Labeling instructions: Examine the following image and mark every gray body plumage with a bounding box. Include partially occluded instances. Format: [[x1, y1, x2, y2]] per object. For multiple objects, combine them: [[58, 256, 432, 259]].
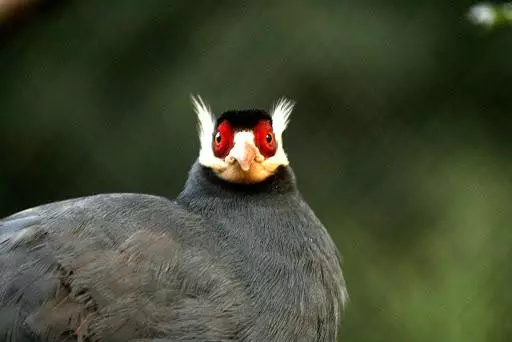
[[0, 162, 346, 341]]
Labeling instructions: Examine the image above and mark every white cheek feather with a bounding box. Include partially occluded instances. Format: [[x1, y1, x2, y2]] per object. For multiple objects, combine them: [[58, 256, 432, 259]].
[[271, 97, 294, 142], [191, 95, 215, 150], [267, 97, 294, 167], [191, 95, 226, 168]]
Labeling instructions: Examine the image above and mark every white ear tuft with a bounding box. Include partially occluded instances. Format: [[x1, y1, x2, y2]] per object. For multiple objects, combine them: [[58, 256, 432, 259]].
[[271, 97, 295, 137], [191, 94, 215, 153]]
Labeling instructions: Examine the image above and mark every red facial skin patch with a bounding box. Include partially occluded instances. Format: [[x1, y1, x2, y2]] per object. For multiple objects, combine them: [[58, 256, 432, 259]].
[[213, 121, 235, 158], [253, 120, 277, 158], [213, 119, 277, 159]]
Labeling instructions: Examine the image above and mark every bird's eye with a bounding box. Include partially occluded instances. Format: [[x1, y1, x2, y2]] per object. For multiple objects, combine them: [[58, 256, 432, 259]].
[[213, 121, 234, 158], [254, 120, 277, 158], [265, 133, 273, 144]]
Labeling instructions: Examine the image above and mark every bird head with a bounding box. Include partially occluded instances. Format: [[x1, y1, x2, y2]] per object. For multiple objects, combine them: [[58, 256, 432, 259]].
[[192, 96, 294, 184]]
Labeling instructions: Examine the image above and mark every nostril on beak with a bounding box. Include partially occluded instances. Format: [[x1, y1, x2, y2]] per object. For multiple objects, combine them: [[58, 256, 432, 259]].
[[231, 142, 256, 172]]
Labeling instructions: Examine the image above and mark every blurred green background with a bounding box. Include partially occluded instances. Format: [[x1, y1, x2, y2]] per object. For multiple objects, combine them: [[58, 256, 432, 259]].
[[1, 1, 511, 341]]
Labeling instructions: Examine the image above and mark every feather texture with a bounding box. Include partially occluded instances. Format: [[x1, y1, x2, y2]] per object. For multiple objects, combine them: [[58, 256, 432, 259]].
[[191, 95, 215, 154], [270, 97, 294, 140]]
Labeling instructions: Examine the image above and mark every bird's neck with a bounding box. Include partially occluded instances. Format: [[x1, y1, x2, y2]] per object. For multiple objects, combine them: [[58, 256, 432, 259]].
[[176, 162, 343, 342], [178, 161, 298, 202]]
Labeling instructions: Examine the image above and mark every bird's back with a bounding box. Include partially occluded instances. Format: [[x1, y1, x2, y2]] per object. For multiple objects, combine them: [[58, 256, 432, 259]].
[[0, 188, 344, 341], [0, 194, 250, 341]]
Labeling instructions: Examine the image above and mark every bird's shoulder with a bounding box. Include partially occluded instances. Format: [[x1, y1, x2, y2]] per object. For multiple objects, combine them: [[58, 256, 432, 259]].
[[3, 192, 177, 222], [1, 193, 190, 240]]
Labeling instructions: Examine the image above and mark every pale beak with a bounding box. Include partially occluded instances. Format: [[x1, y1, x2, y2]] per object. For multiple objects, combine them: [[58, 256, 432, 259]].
[[227, 132, 258, 171]]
